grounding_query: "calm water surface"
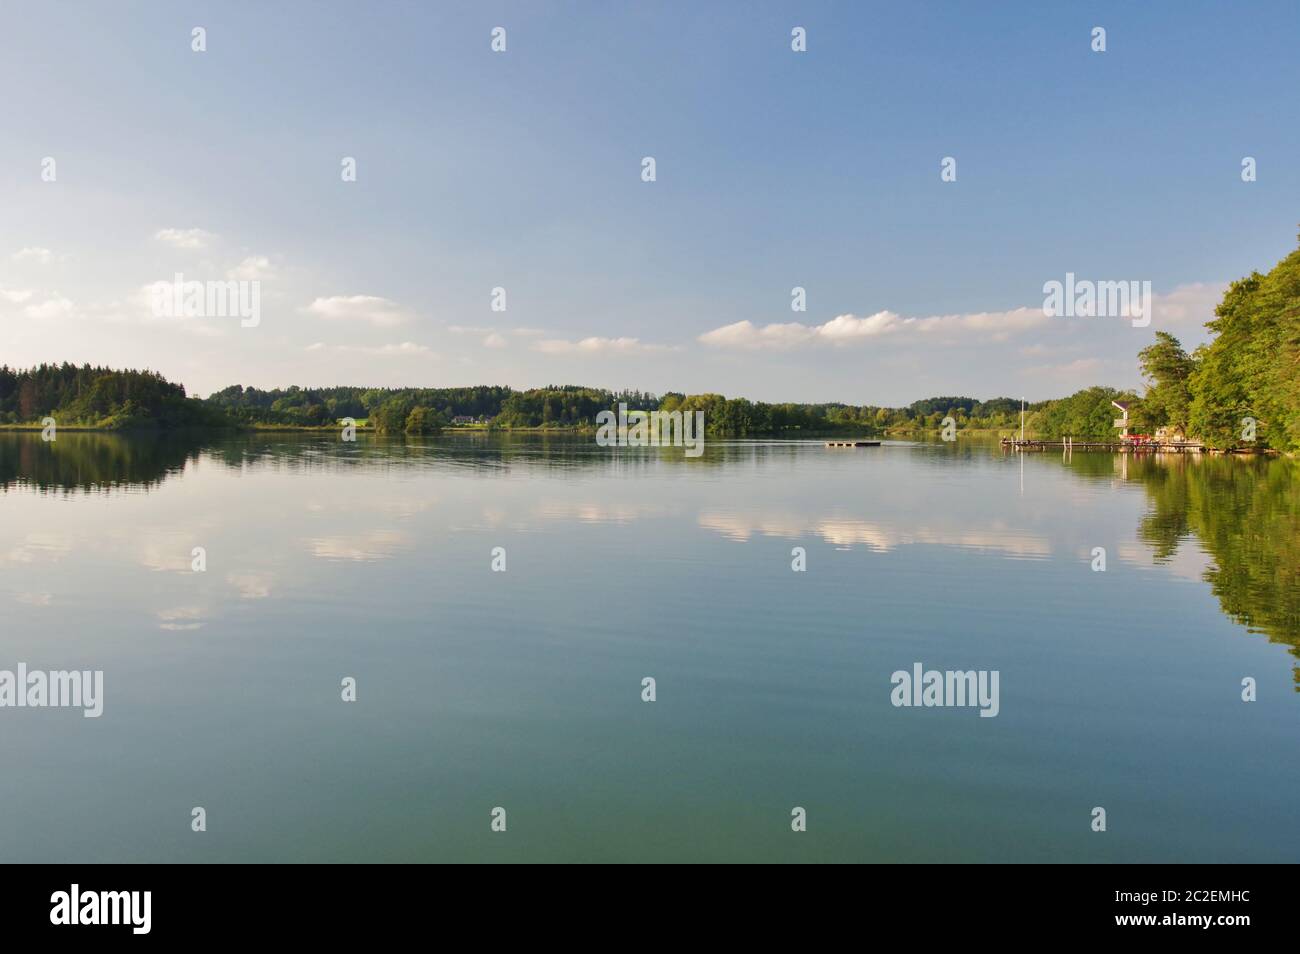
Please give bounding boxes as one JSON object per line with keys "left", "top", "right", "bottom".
{"left": 1, "top": 432, "right": 1297, "bottom": 862}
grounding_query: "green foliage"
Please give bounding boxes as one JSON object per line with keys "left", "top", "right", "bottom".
{"left": 368, "top": 397, "right": 413, "bottom": 434}
{"left": 0, "top": 363, "right": 230, "bottom": 429}
{"left": 1135, "top": 332, "right": 1195, "bottom": 433}
{"left": 205, "top": 384, "right": 512, "bottom": 428}
{"left": 1027, "top": 386, "right": 1137, "bottom": 440}
{"left": 495, "top": 387, "right": 633, "bottom": 427}
{"left": 403, "top": 405, "right": 444, "bottom": 434}
{"left": 1187, "top": 241, "right": 1300, "bottom": 451}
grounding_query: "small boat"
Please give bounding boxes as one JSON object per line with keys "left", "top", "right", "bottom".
{"left": 825, "top": 440, "right": 881, "bottom": 448}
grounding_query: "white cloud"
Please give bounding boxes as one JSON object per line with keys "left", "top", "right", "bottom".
{"left": 913, "top": 307, "right": 1048, "bottom": 339}
{"left": 1024, "top": 357, "right": 1106, "bottom": 376}
{"left": 11, "top": 247, "right": 53, "bottom": 265}
{"left": 306, "top": 341, "right": 431, "bottom": 356}
{"left": 23, "top": 295, "right": 74, "bottom": 320}
{"left": 154, "top": 228, "right": 214, "bottom": 249}
{"left": 700, "top": 305, "right": 1057, "bottom": 350}
{"left": 226, "top": 256, "right": 274, "bottom": 281}
{"left": 700, "top": 313, "right": 904, "bottom": 349}
{"left": 304, "top": 295, "right": 408, "bottom": 327}
{"left": 1, "top": 287, "right": 35, "bottom": 304}
{"left": 1018, "top": 343, "right": 1057, "bottom": 357}
{"left": 449, "top": 326, "right": 542, "bottom": 347}
{"left": 1150, "top": 282, "right": 1225, "bottom": 328}
{"left": 370, "top": 342, "right": 431, "bottom": 355}
{"left": 533, "top": 336, "right": 672, "bottom": 355}
{"left": 701, "top": 320, "right": 819, "bottom": 350}
{"left": 699, "top": 283, "right": 1223, "bottom": 356}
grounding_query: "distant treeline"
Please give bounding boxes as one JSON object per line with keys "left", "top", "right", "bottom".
{"left": 204, "top": 384, "right": 664, "bottom": 433}
{"left": 0, "top": 368, "right": 1030, "bottom": 436}
{"left": 200, "top": 384, "right": 1031, "bottom": 436}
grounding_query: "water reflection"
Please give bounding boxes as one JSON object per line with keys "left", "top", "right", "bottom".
{"left": 696, "top": 510, "right": 1052, "bottom": 559}
{"left": 1123, "top": 454, "right": 1300, "bottom": 687}
{"left": 0, "top": 431, "right": 769, "bottom": 491}
{"left": 1012, "top": 446, "right": 1299, "bottom": 686}
{"left": 0, "top": 431, "right": 202, "bottom": 494}
{"left": 3, "top": 432, "right": 1296, "bottom": 683}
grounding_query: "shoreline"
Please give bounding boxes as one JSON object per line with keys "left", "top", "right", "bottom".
{"left": 0, "top": 422, "right": 888, "bottom": 437}
{"left": 1, "top": 424, "right": 1287, "bottom": 454}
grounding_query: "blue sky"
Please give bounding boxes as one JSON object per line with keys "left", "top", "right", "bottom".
{"left": 2, "top": 1, "right": 1297, "bottom": 403}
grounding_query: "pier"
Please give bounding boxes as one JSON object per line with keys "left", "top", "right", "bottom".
{"left": 1001, "top": 439, "right": 1204, "bottom": 453}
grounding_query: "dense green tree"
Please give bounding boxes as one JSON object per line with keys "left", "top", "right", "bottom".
{"left": 368, "top": 397, "right": 414, "bottom": 433}
{"left": 1135, "top": 332, "right": 1195, "bottom": 433}
{"left": 0, "top": 363, "right": 229, "bottom": 429}
{"left": 1187, "top": 238, "right": 1300, "bottom": 451}
{"left": 1028, "top": 386, "right": 1137, "bottom": 440}
{"left": 403, "top": 406, "right": 444, "bottom": 434}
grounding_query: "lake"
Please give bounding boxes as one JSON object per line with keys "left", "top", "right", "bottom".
{"left": 1, "top": 431, "right": 1297, "bottom": 862}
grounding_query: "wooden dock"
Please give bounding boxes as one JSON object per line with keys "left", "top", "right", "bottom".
{"left": 825, "top": 440, "right": 881, "bottom": 448}
{"left": 1001, "top": 439, "right": 1204, "bottom": 453}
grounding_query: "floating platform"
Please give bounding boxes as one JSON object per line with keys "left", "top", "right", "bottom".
{"left": 825, "top": 440, "right": 882, "bottom": 448}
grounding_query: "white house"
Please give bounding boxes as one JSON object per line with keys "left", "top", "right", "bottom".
{"left": 1112, "top": 400, "right": 1130, "bottom": 440}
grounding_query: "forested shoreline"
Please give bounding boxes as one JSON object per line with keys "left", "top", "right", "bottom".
{"left": 0, "top": 369, "right": 1074, "bottom": 439}
{"left": 5, "top": 238, "right": 1297, "bottom": 449}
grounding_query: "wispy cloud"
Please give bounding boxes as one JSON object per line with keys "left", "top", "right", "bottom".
{"left": 533, "top": 336, "right": 673, "bottom": 355}
{"left": 700, "top": 307, "right": 1050, "bottom": 351}
{"left": 226, "top": 256, "right": 275, "bottom": 281}
{"left": 23, "top": 295, "right": 74, "bottom": 320}
{"left": 154, "top": 228, "right": 214, "bottom": 249}
{"left": 1024, "top": 357, "right": 1107, "bottom": 376}
{"left": 1149, "top": 282, "right": 1225, "bottom": 328}
{"left": 306, "top": 341, "right": 432, "bottom": 356}
{"left": 448, "top": 325, "right": 546, "bottom": 345}
{"left": 697, "top": 285, "right": 1220, "bottom": 353}
{"left": 304, "top": 295, "right": 408, "bottom": 327}
{"left": 11, "top": 247, "right": 53, "bottom": 265}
